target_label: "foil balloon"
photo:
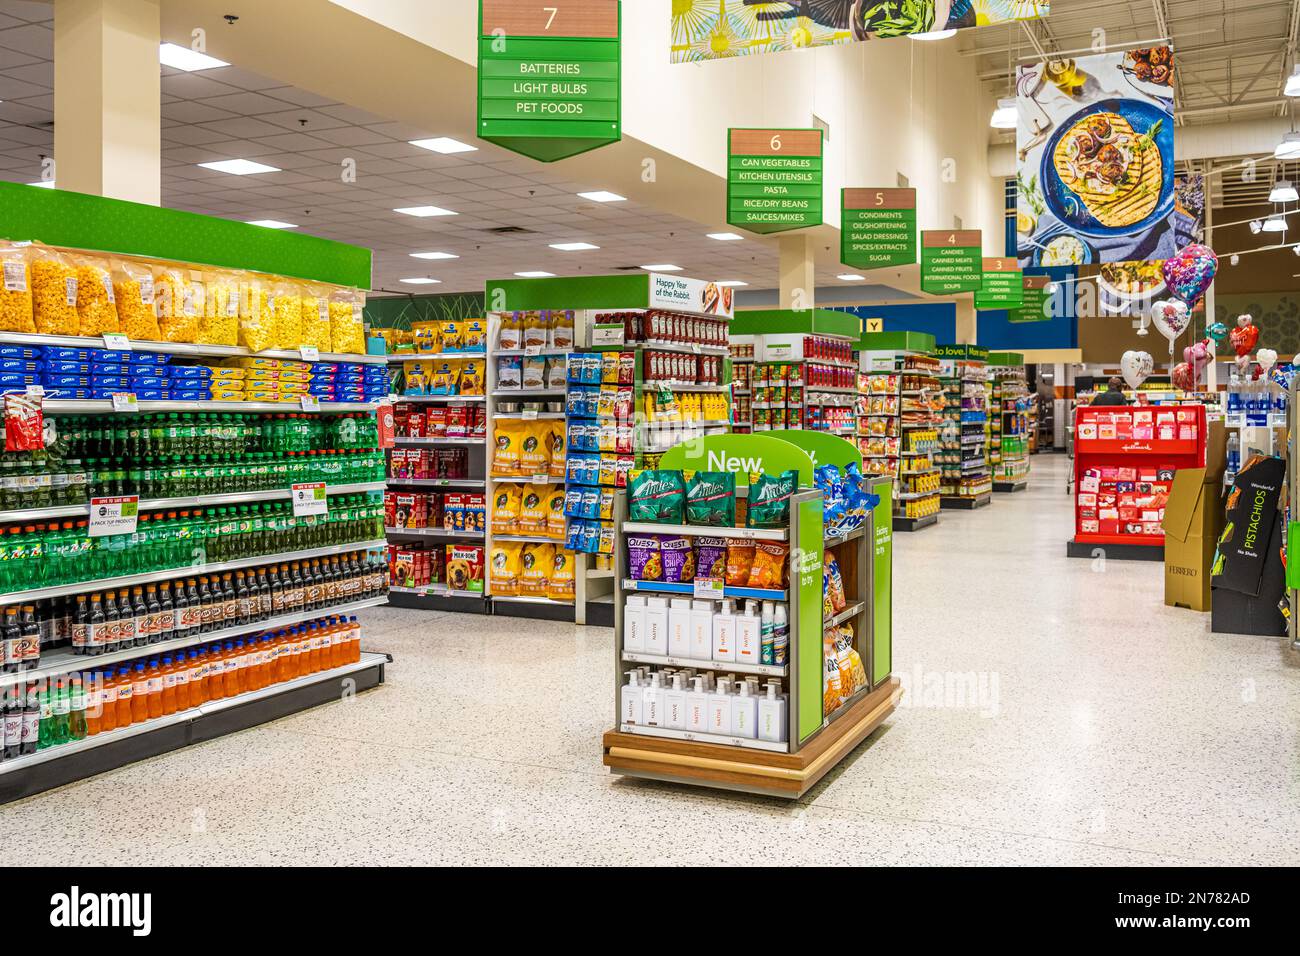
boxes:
[1205,321,1229,343]
[1183,339,1213,387]
[1229,314,1259,359]
[1257,348,1278,375]
[1160,243,1219,308]
[1149,300,1190,354]
[1120,350,1153,389]
[1171,362,1196,392]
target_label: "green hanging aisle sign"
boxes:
[841,188,917,269]
[477,0,622,162]
[1009,275,1054,323]
[973,257,1024,310]
[920,230,982,295]
[727,128,823,234]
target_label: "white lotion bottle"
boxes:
[623,595,647,653]
[707,677,732,736]
[736,600,760,665]
[689,600,713,660]
[664,674,687,730]
[712,599,736,662]
[644,597,669,655]
[758,680,787,743]
[730,680,758,739]
[621,671,642,726]
[685,676,708,733]
[641,672,665,727]
[668,599,692,658]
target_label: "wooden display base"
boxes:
[602,677,901,798]
[941,493,991,510]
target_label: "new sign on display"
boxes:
[1009,275,1055,323]
[973,258,1024,310]
[477,0,621,162]
[841,188,917,269]
[727,129,823,234]
[920,231,982,295]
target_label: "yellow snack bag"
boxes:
[271,279,304,350]
[439,320,463,352]
[463,318,487,351]
[491,483,523,535]
[112,259,160,341]
[300,283,331,351]
[518,485,548,534]
[489,543,524,597]
[519,421,550,477]
[30,246,78,336]
[238,276,274,352]
[154,267,201,343]
[74,255,119,335]
[491,421,523,476]
[547,549,575,601]
[457,359,485,396]
[329,287,365,354]
[200,270,239,346]
[0,241,35,334]
[519,543,554,596]
[548,423,567,478]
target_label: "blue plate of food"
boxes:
[1031,228,1093,268]
[1039,97,1174,239]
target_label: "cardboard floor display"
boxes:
[1209,454,1288,635]
[1161,421,1227,612]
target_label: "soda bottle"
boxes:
[144,585,162,644]
[113,667,132,728]
[71,594,89,656]
[129,663,149,724]
[19,604,40,670]
[171,652,189,711]
[68,676,87,741]
[156,582,175,642]
[51,676,70,745]
[96,669,117,735]
[20,682,38,754]
[3,686,21,760]
[160,656,177,716]
[36,680,53,749]
[1,607,20,673]
[145,659,163,719]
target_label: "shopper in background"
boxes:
[1091,376,1130,406]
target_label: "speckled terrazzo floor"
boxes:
[1,453,1297,866]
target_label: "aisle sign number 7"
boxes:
[544,6,557,28]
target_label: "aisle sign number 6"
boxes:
[771,134,782,151]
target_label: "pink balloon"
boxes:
[1161,244,1218,308]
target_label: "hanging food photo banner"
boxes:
[841,188,917,270]
[1008,274,1054,323]
[920,230,982,295]
[1016,46,1177,268]
[973,257,1024,310]
[727,128,823,234]
[671,1,1048,62]
[477,0,622,162]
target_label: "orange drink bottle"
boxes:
[84,672,101,737]
[97,669,117,734]
[146,659,163,719]
[114,667,132,728]
[160,656,177,716]
[130,663,149,724]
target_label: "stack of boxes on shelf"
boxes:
[988,354,1030,488]
[728,341,754,433]
[935,345,992,505]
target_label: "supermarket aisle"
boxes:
[1,453,1297,866]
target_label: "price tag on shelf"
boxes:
[530,474,550,485]
[693,577,724,600]
[24,384,43,398]
[291,482,328,517]
[89,496,138,537]
[300,346,320,362]
[521,409,538,420]
[524,344,543,357]
[591,324,625,347]
[102,333,131,351]
[299,395,321,412]
[111,392,139,413]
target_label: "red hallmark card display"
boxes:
[1073,404,1207,548]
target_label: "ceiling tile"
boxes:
[159,73,243,100]
[161,100,238,124]
[260,86,337,108]
[199,91,299,115]
[201,116,289,139]
[316,104,391,125]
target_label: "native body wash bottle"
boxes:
[758,681,787,742]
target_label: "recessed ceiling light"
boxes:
[409,137,477,154]
[26,181,55,189]
[577,190,626,203]
[409,251,459,260]
[394,205,457,217]
[515,271,555,278]
[245,219,297,229]
[399,277,442,285]
[642,264,683,271]
[837,274,866,281]
[550,242,599,251]
[159,42,229,72]
[198,159,280,175]
[716,280,748,287]
[707,232,744,241]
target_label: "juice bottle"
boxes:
[206,644,224,700]
[185,649,202,708]
[97,669,117,734]
[130,663,149,725]
[171,651,189,710]
[349,615,361,663]
[68,676,87,741]
[114,667,133,728]
[160,655,177,715]
[145,659,163,719]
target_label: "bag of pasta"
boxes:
[74,255,119,335]
[329,287,365,354]
[0,241,35,334]
[300,283,332,352]
[154,266,201,343]
[237,275,274,351]
[112,259,159,340]
[271,279,304,350]
[199,270,239,346]
[30,245,78,336]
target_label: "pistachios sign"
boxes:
[478,0,622,162]
[727,129,824,234]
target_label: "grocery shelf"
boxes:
[491,595,574,606]
[488,474,560,484]
[491,534,565,545]
[393,436,484,446]
[0,539,388,608]
[635,340,729,356]
[388,584,484,599]
[617,721,789,753]
[495,411,566,420]
[390,394,486,404]
[0,481,386,525]
[0,595,388,690]
[491,388,566,398]
[383,477,484,489]
[824,601,866,629]
[384,526,484,539]
[622,579,787,601]
[387,351,486,364]
[622,650,787,678]
[43,399,380,415]
[642,382,730,393]
[622,521,787,542]
[825,525,867,546]
[638,419,731,429]
[0,330,386,365]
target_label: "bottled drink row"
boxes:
[1,549,385,670]
[1,613,366,759]
[0,495,385,593]
[54,412,381,458]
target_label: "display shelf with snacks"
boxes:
[601,432,899,798]
[857,332,942,532]
[728,340,755,434]
[932,344,993,509]
[1068,404,1207,559]
[988,354,1031,492]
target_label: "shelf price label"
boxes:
[727,129,823,234]
[299,345,320,362]
[693,577,724,600]
[299,395,321,412]
[1009,275,1054,323]
[291,482,328,517]
[590,323,625,346]
[477,0,622,162]
[973,258,1024,310]
[89,496,138,538]
[920,230,983,295]
[102,333,131,351]
[841,188,917,269]
[110,392,139,413]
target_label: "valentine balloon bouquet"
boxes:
[1157,244,1218,389]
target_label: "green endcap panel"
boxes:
[932,344,989,361]
[730,308,860,339]
[657,433,815,487]
[857,330,936,353]
[870,477,893,685]
[987,351,1025,366]
[765,430,862,473]
[797,495,825,743]
[0,181,371,288]
[485,274,650,311]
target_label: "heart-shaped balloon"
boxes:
[1171,362,1195,392]
[1182,339,1212,387]
[1205,321,1229,343]
[1150,300,1190,353]
[1229,314,1259,357]
[1161,243,1219,308]
[1120,350,1153,389]
[1257,348,1278,374]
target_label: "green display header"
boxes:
[658,433,816,487]
[485,273,649,310]
[858,330,936,353]
[477,0,622,162]
[920,230,982,296]
[730,308,859,338]
[987,351,1024,367]
[727,128,823,235]
[841,188,917,270]
[0,181,371,288]
[932,343,989,361]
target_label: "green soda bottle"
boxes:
[36,682,53,749]
[51,677,70,745]
[68,676,87,741]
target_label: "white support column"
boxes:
[778,234,816,311]
[54,0,161,205]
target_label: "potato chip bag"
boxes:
[30,246,78,336]
[725,542,754,586]
[747,541,788,590]
[271,280,304,351]
[0,241,35,334]
[627,535,663,581]
[489,542,523,596]
[695,536,728,580]
[111,259,158,340]
[824,553,847,613]
[300,283,332,351]
[492,421,523,476]
[74,255,119,335]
